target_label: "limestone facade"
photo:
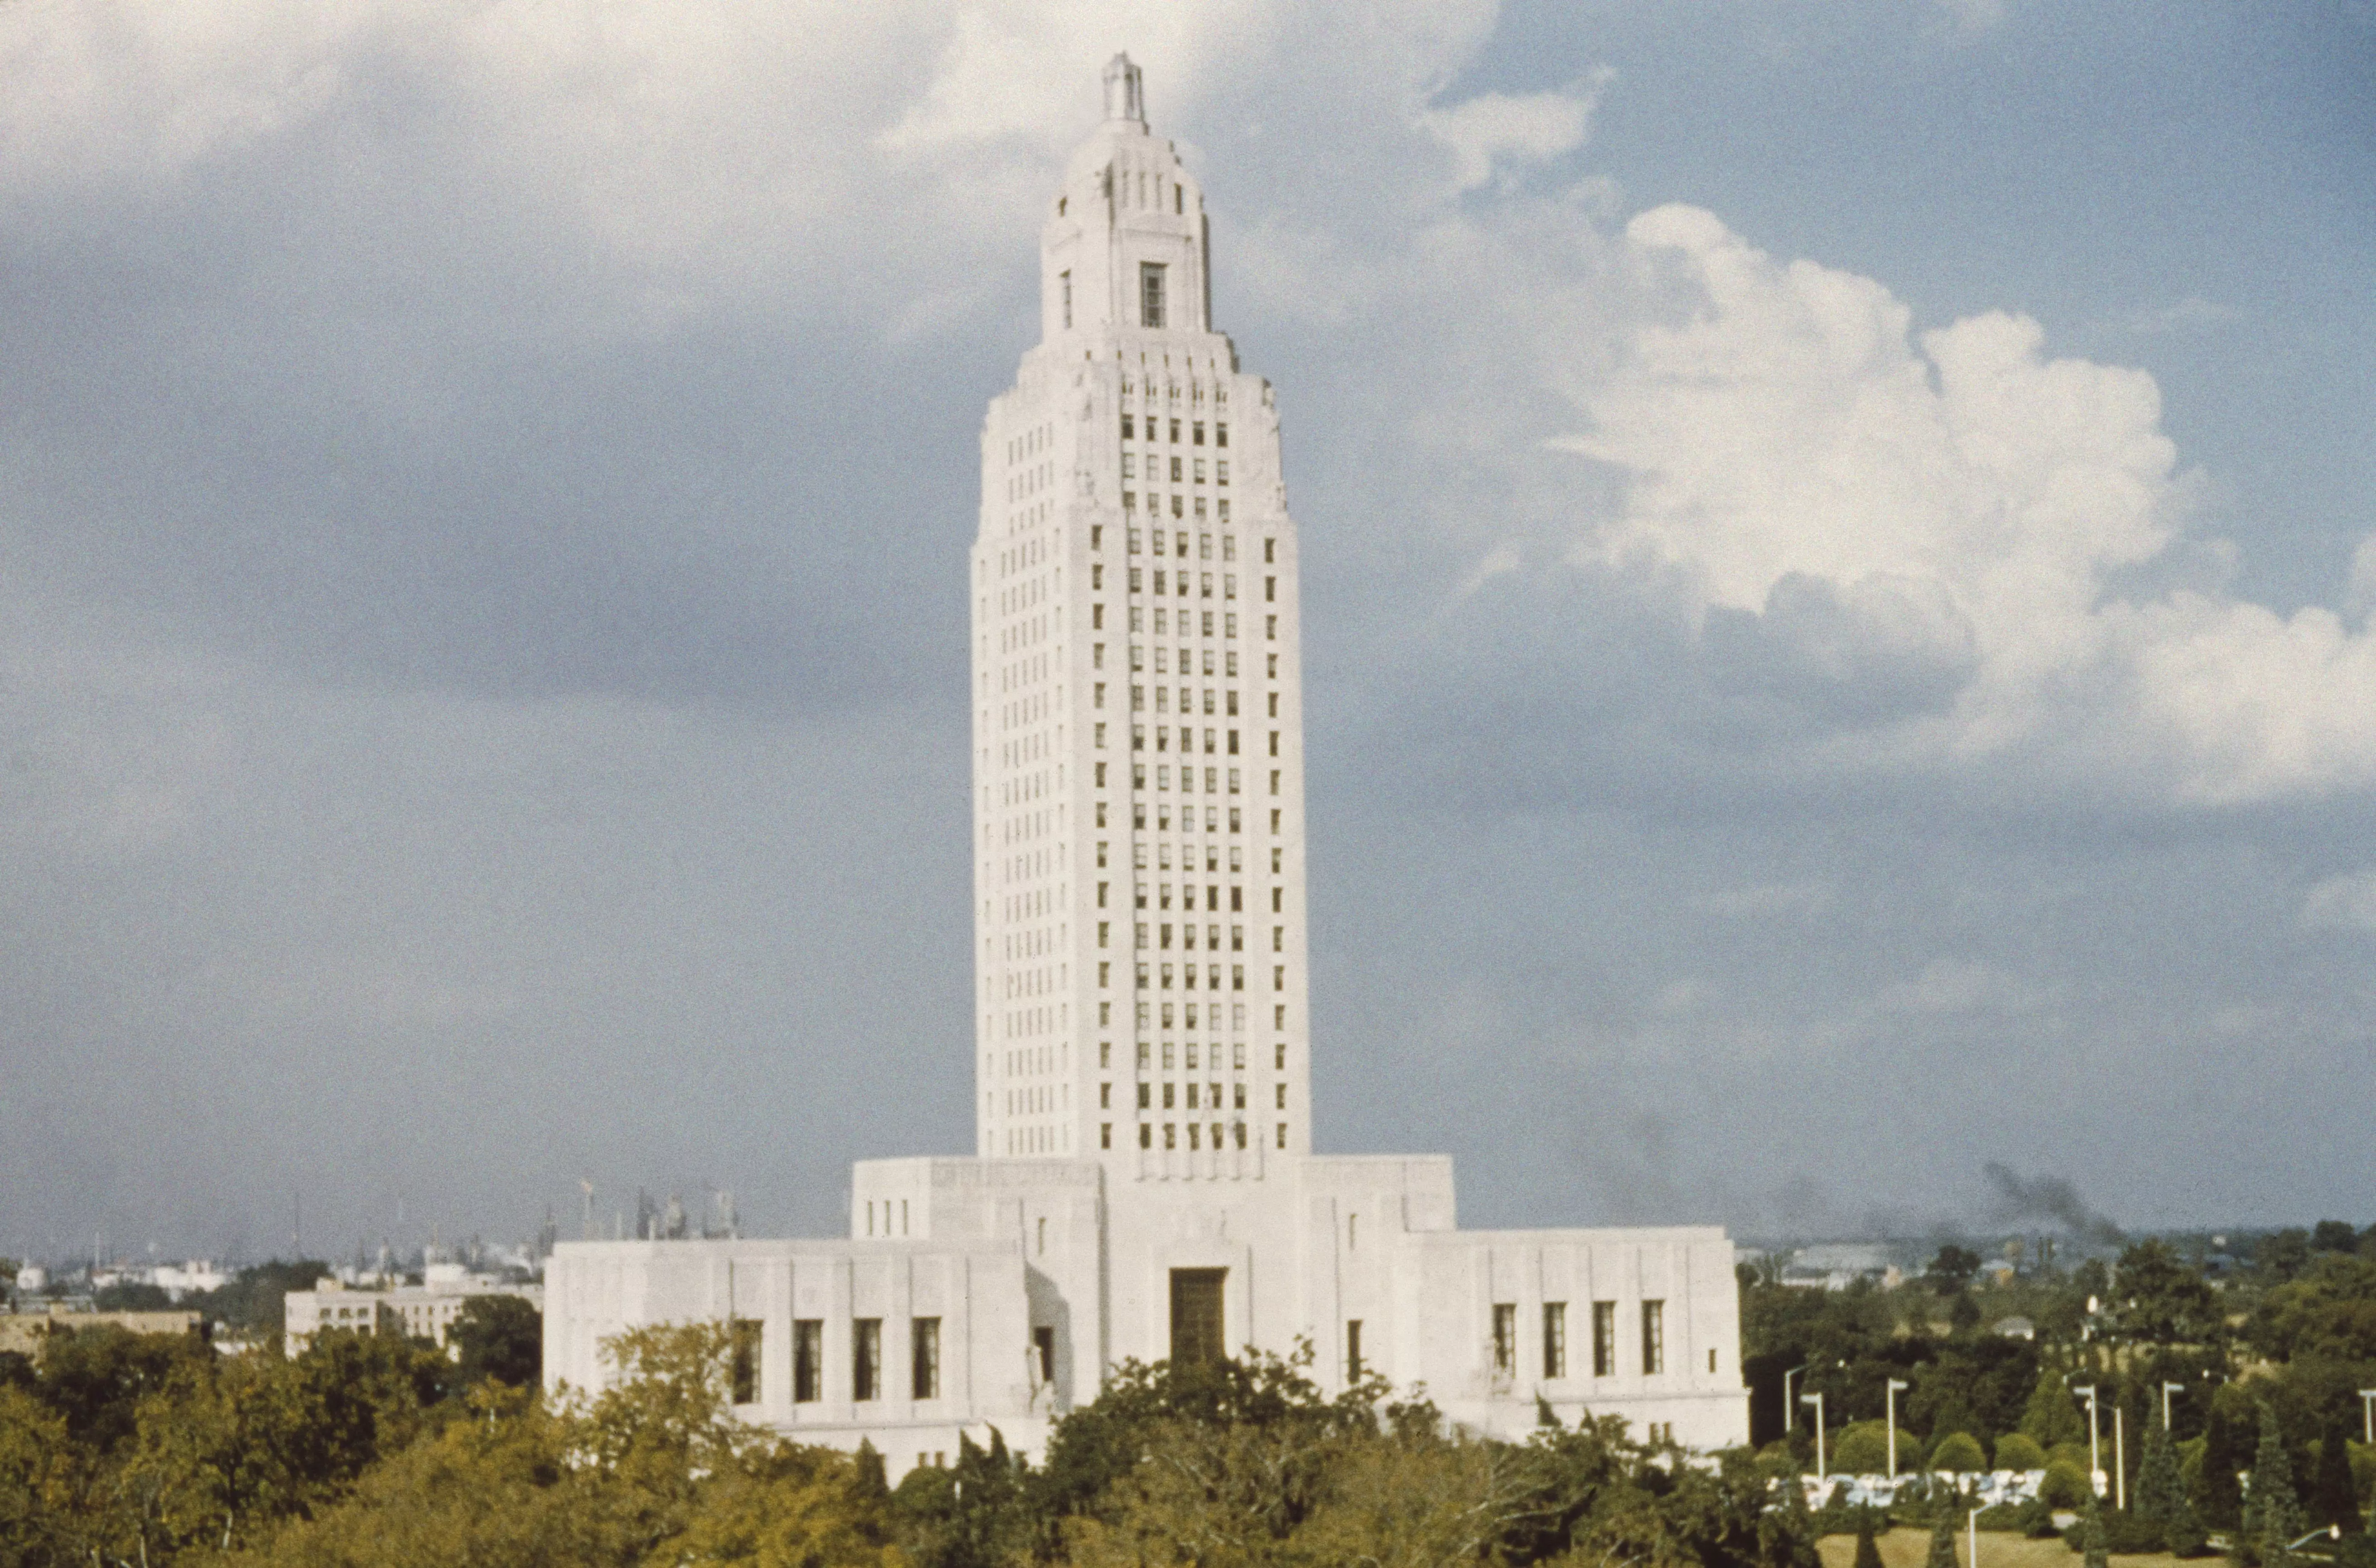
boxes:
[543,55,1749,1471]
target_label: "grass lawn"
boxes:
[1818,1528,2184,1568]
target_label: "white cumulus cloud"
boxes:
[1544,206,2376,805]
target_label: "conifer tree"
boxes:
[1855,1507,1886,1568]
[2082,1491,2110,1568]
[1927,1505,1960,1568]
[2240,1405,2307,1568]
[2310,1409,2359,1532]
[2021,1369,2088,1450]
[2199,1396,2247,1530]
[2136,1416,2185,1528]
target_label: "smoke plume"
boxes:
[1982,1163,2125,1247]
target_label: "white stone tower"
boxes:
[971,52,1310,1175]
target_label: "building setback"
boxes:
[545,55,1750,1471]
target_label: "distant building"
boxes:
[1993,1315,2036,1340]
[0,1303,204,1356]
[284,1275,541,1356]
[151,1259,231,1299]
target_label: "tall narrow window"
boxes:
[1345,1320,1364,1381]
[1641,1300,1665,1375]
[1542,1303,1567,1379]
[1140,262,1167,329]
[1492,1303,1516,1374]
[794,1319,822,1403]
[729,1319,762,1405]
[912,1316,942,1399]
[1592,1301,1616,1377]
[1034,1325,1056,1383]
[854,1318,883,1401]
[1060,269,1072,329]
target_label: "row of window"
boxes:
[733,1316,943,1407]
[1489,1300,1668,1380]
[1122,453,1227,486]
[1109,1039,1287,1071]
[1114,922,1284,952]
[1117,371,1226,406]
[1117,1080,1288,1112]
[1112,960,1288,993]
[1105,1120,1284,1151]
[1122,529,1246,566]
[1119,414,1225,446]
[1108,646,1255,682]
[1132,1000,1290,1031]
[1126,492,1225,521]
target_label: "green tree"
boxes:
[2136,1416,2186,1528]
[92,1281,175,1312]
[2241,1404,2308,1568]
[1932,1432,1988,1474]
[449,1296,541,1390]
[1927,1507,1959,1568]
[1950,1293,1984,1335]
[2022,1369,2088,1450]
[1854,1507,1885,1568]
[2112,1241,2224,1345]
[1931,1247,1985,1295]
[186,1259,332,1337]
[2198,1393,2249,1529]
[2250,1256,2376,1364]
[1835,1421,1926,1477]
[1997,1432,2048,1471]
[2080,1492,2110,1568]
[0,1385,85,1568]
[2312,1411,2361,1531]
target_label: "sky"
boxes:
[4,0,2372,1266]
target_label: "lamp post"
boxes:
[1784,1365,1808,1442]
[2073,1385,2103,1498]
[2361,1390,2376,1446]
[1803,1391,1827,1479]
[2162,1382,2184,1431]
[1888,1379,1911,1479]
[1969,1505,1983,1568]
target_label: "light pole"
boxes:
[2162,1382,2184,1431]
[2073,1385,2103,1498]
[2361,1390,2376,1446]
[1784,1365,1808,1442]
[1970,1505,1983,1568]
[1888,1379,1911,1479]
[1803,1391,1828,1479]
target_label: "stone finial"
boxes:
[1102,52,1145,125]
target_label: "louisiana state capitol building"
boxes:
[546,56,1749,1466]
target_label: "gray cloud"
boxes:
[5,1,2375,1264]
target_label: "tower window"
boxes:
[1492,1303,1516,1373]
[1140,263,1167,329]
[1060,269,1072,329]
[854,1319,883,1401]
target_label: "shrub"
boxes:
[1995,1433,2048,1472]
[1835,1421,1929,1476]
[2040,1460,2092,1508]
[1932,1432,1988,1474]
[2049,1442,2092,1475]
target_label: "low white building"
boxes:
[285,1274,541,1355]
[544,55,1749,1472]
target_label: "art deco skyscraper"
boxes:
[973,54,1308,1175]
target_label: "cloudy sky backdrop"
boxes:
[5,0,2372,1263]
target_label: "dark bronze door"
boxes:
[1169,1268,1226,1365]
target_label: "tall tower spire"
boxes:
[970,61,1309,1175]
[1102,52,1145,126]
